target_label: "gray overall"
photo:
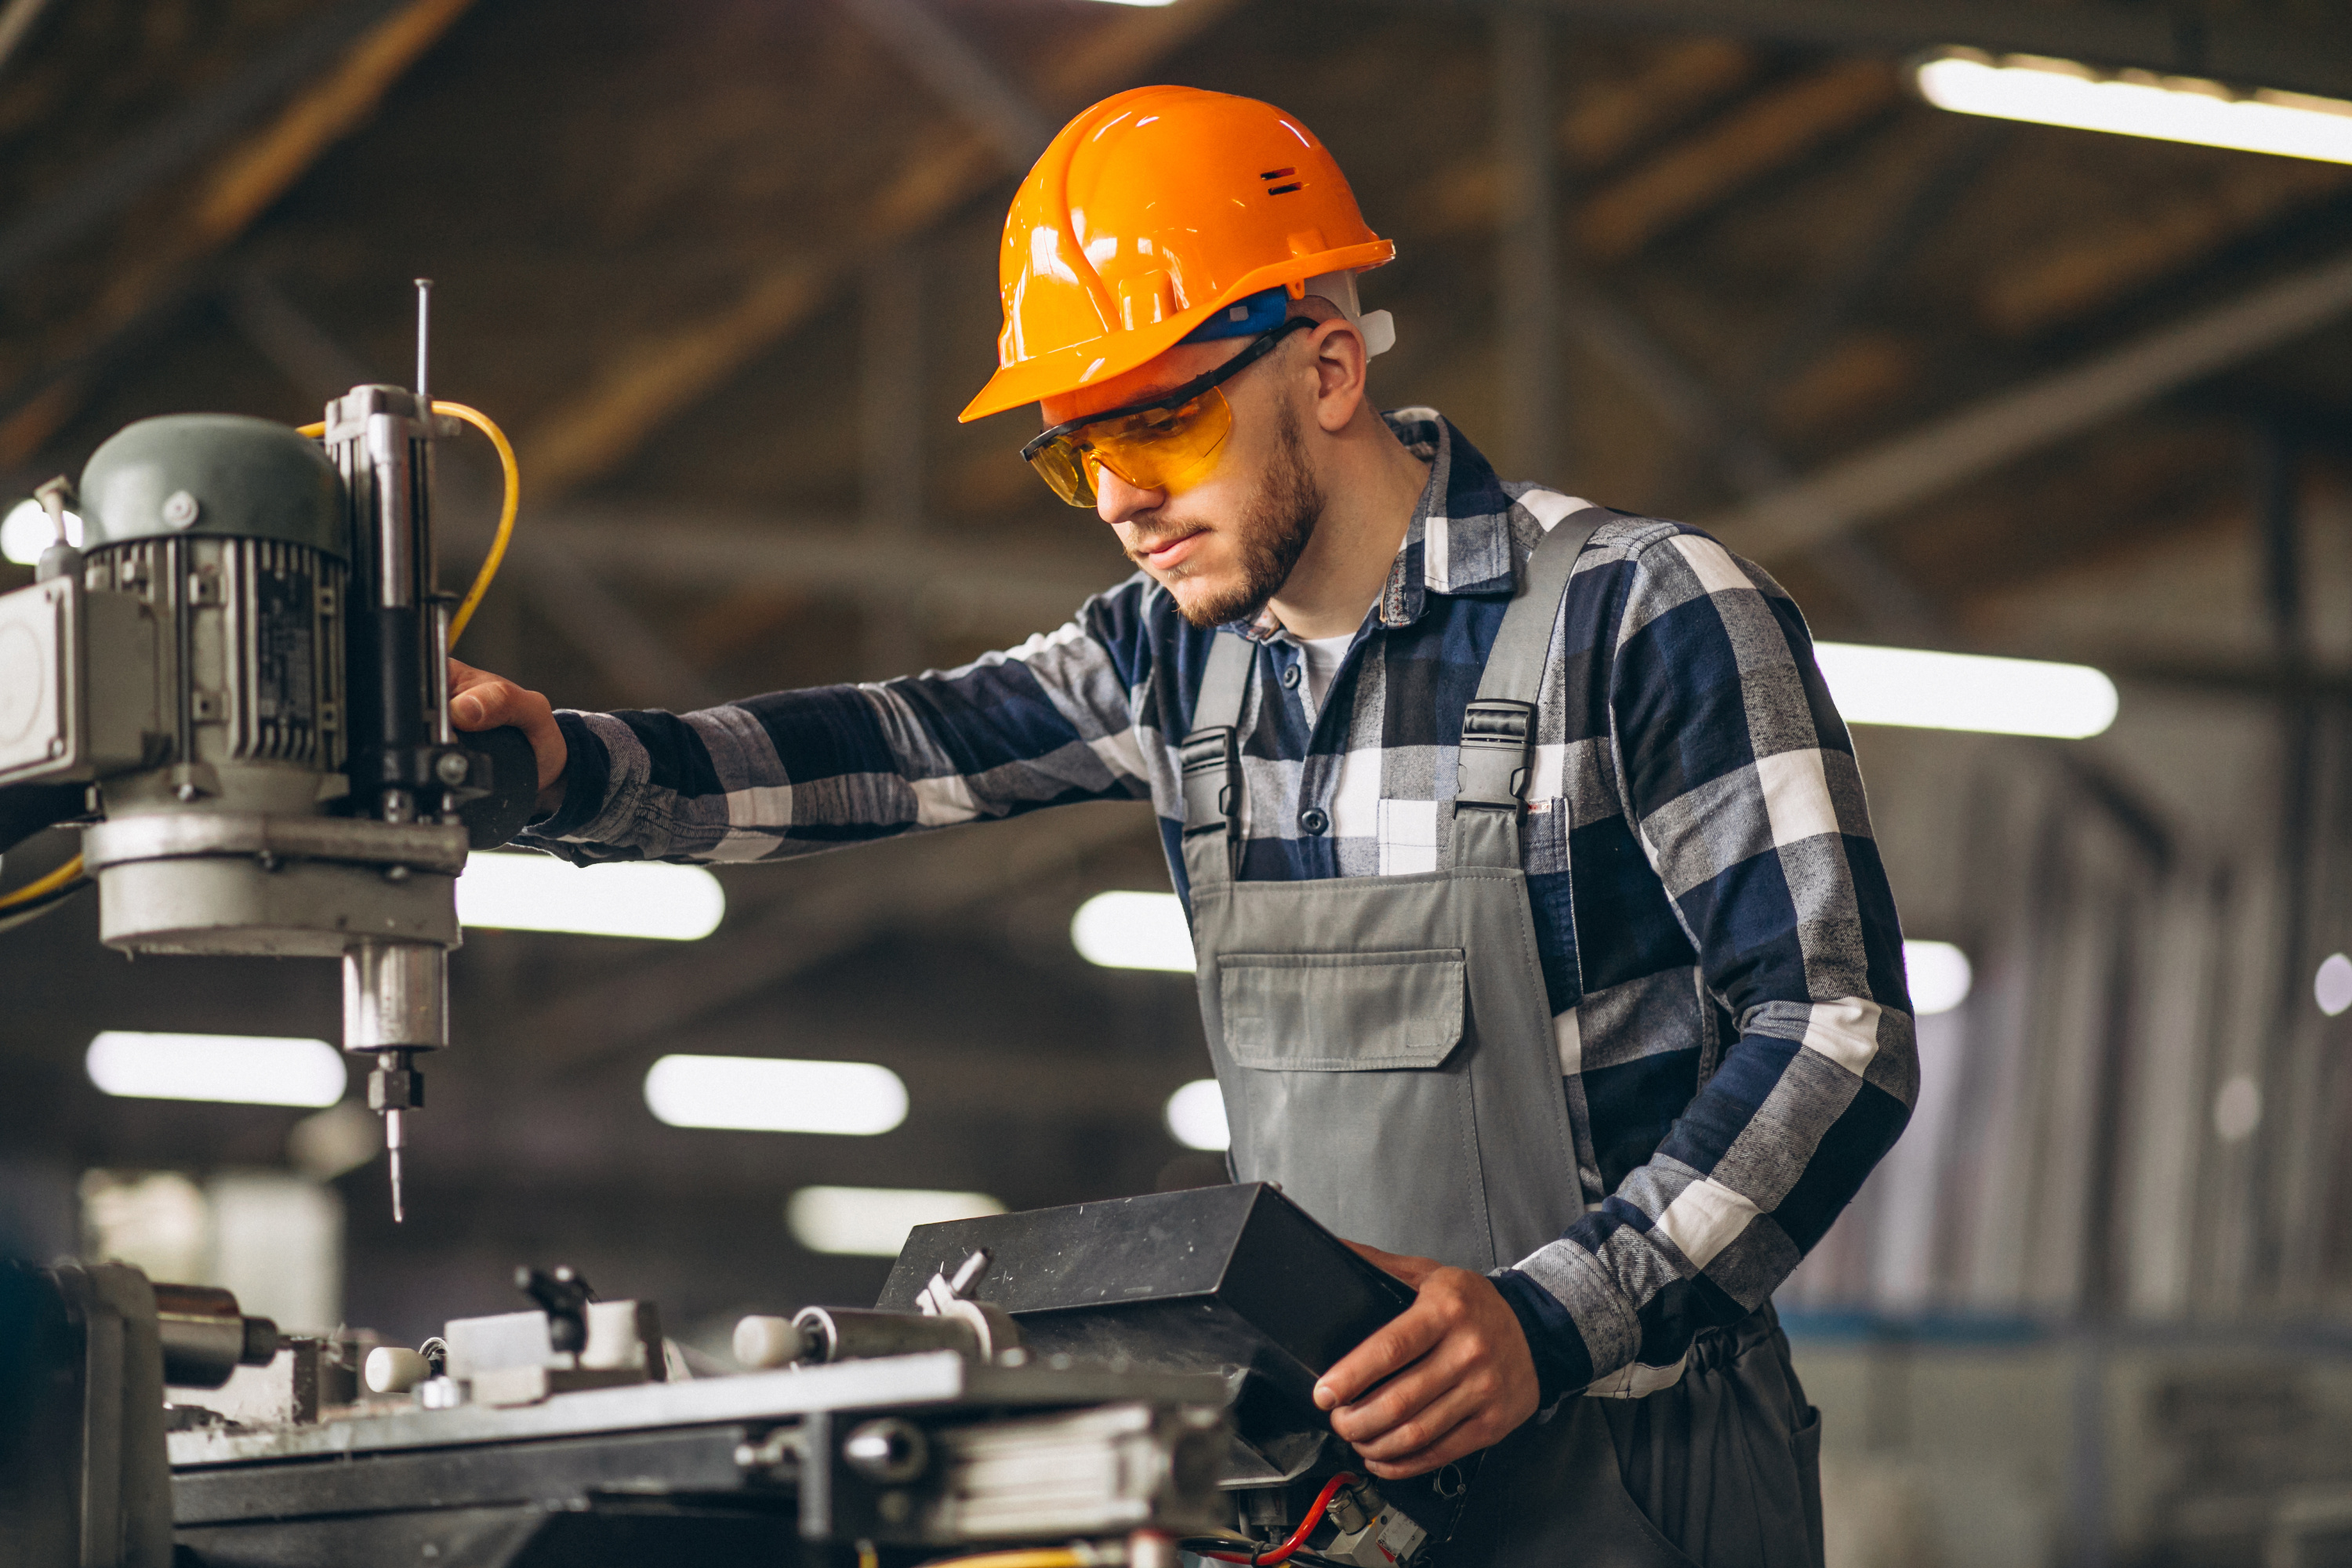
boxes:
[1178,511,1824,1568]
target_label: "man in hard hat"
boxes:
[453,85,1909,1566]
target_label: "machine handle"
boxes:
[457,725,541,850]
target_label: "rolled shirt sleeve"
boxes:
[521,582,1162,864]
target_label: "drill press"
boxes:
[0,288,535,1220]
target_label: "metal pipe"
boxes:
[343,937,447,1051]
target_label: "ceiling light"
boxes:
[2317,953,2352,1017]
[1814,642,2117,739]
[457,851,724,940]
[86,1031,347,1108]
[1164,1079,1229,1151]
[1071,890,1194,971]
[1904,941,1973,1015]
[2,498,80,565]
[643,1054,909,1135]
[786,1185,1004,1257]
[2214,1073,2262,1142]
[1915,49,2352,164]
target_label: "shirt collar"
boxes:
[1231,408,1524,642]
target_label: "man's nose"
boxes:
[1094,464,1167,526]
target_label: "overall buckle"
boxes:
[1178,726,1240,839]
[1456,700,1535,809]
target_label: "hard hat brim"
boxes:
[956,240,1395,424]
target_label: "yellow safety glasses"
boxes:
[1022,316,1312,507]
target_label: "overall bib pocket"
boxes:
[1217,948,1490,1264]
[1221,948,1466,1068]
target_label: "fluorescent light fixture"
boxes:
[2317,953,2352,1018]
[1071,890,1195,972]
[786,1185,1005,1257]
[1814,642,2117,739]
[643,1054,909,1135]
[2,498,80,565]
[1164,1078,1229,1151]
[86,1031,346,1108]
[1916,49,2352,165]
[458,851,723,940]
[1904,941,1973,1015]
[1086,0,1177,8]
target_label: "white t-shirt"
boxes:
[1301,633,1354,714]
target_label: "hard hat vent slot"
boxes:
[1261,166,1305,194]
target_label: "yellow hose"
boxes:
[434,401,517,645]
[0,854,85,910]
[296,400,520,648]
[914,1553,1089,1568]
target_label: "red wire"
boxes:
[1199,1472,1360,1566]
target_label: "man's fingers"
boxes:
[1345,1375,1485,1464]
[1314,1298,1445,1411]
[1362,1406,1501,1480]
[442,659,568,799]
[1343,1239,1440,1288]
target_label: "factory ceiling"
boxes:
[5,0,2352,1334]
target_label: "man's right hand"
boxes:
[448,658,568,817]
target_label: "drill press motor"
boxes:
[0,302,535,1219]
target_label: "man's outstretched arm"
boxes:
[446,580,1164,864]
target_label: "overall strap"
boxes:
[1454,504,1614,832]
[1179,632,1255,890]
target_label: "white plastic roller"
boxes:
[364,1345,432,1395]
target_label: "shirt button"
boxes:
[1299,808,1329,836]
[1281,664,1302,689]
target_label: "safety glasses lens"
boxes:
[1025,439,1097,507]
[1025,390,1235,507]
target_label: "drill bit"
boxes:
[386,1106,406,1224]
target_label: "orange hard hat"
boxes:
[958,85,1396,424]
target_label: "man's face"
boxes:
[1039,332,1325,629]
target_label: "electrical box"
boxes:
[0,576,158,786]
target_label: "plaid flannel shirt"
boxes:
[526,409,1916,1400]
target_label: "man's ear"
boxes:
[1305,316,1369,434]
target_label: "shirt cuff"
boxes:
[1489,1267,1595,1410]
[528,710,612,840]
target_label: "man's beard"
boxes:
[1134,401,1323,629]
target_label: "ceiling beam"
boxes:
[0,0,57,82]
[512,0,1243,505]
[1323,0,2352,101]
[1578,58,1901,260]
[0,0,480,463]
[1980,162,2352,338]
[833,0,1051,166]
[1710,245,2352,563]
[0,0,409,292]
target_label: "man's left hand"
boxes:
[1313,1241,1541,1479]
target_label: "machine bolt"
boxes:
[161,490,201,528]
[843,1418,928,1484]
[383,864,411,882]
[368,1063,425,1112]
[434,752,470,786]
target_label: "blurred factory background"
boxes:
[8,0,2352,1562]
